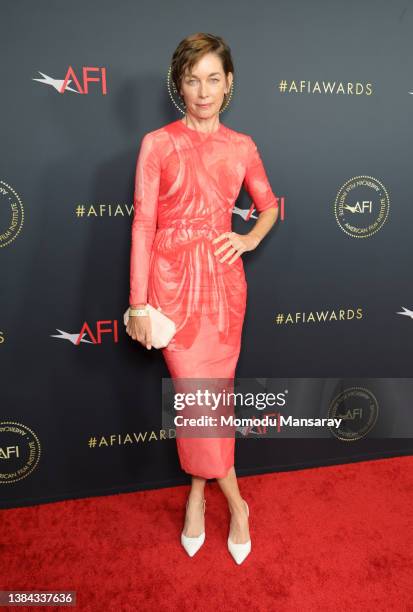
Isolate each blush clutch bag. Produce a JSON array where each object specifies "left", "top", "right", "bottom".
[{"left": 123, "top": 303, "right": 176, "bottom": 349}]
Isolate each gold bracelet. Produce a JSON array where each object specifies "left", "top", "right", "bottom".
[{"left": 129, "top": 307, "right": 149, "bottom": 317}]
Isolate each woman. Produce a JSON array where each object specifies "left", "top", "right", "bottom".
[{"left": 126, "top": 33, "right": 278, "bottom": 564}]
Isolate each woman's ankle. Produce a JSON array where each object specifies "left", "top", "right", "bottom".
[
  {"left": 188, "top": 492, "right": 205, "bottom": 504},
  {"left": 228, "top": 497, "right": 247, "bottom": 515}
]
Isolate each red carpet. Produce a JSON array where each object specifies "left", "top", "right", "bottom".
[{"left": 1, "top": 456, "right": 412, "bottom": 611}]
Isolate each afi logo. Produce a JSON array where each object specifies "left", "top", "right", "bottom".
[
  {"left": 338, "top": 407, "right": 363, "bottom": 420},
  {"left": 51, "top": 320, "right": 119, "bottom": 345},
  {"left": 343, "top": 201, "right": 373, "bottom": 214},
  {"left": 33, "top": 66, "right": 107, "bottom": 94},
  {"left": 0, "top": 445, "right": 19, "bottom": 459},
  {"left": 77, "top": 320, "right": 118, "bottom": 344}
]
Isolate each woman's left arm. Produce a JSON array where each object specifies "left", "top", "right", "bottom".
[
  {"left": 245, "top": 207, "right": 278, "bottom": 250},
  {"left": 242, "top": 135, "right": 279, "bottom": 248},
  {"left": 213, "top": 136, "right": 278, "bottom": 263}
]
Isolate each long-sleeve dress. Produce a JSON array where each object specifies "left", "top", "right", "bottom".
[{"left": 130, "top": 118, "right": 278, "bottom": 479}]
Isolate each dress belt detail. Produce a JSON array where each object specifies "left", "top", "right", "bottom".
[{"left": 157, "top": 222, "right": 230, "bottom": 231}]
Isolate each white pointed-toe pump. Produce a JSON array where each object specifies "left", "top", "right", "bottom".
[
  {"left": 227, "top": 498, "right": 251, "bottom": 565},
  {"left": 181, "top": 497, "right": 206, "bottom": 557}
]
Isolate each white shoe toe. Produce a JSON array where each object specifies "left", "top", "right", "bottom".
[
  {"left": 227, "top": 537, "right": 251, "bottom": 564},
  {"left": 227, "top": 498, "right": 251, "bottom": 565},
  {"left": 181, "top": 497, "right": 206, "bottom": 557},
  {"left": 181, "top": 531, "right": 205, "bottom": 557}
]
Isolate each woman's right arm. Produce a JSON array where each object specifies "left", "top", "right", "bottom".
[
  {"left": 128, "top": 132, "right": 161, "bottom": 349},
  {"left": 129, "top": 132, "right": 161, "bottom": 306}
]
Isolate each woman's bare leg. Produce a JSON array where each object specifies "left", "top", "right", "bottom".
[
  {"left": 182, "top": 475, "right": 207, "bottom": 537},
  {"left": 216, "top": 466, "right": 250, "bottom": 544}
]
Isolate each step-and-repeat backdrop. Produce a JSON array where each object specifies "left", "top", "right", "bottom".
[{"left": 2, "top": 0, "right": 412, "bottom": 508}]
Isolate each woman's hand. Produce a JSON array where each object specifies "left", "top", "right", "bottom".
[
  {"left": 211, "top": 231, "right": 261, "bottom": 265},
  {"left": 126, "top": 314, "right": 152, "bottom": 350}
]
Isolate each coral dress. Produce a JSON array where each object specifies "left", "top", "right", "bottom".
[{"left": 129, "top": 119, "right": 278, "bottom": 479}]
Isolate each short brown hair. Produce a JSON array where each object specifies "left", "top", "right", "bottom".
[{"left": 170, "top": 32, "right": 234, "bottom": 111}]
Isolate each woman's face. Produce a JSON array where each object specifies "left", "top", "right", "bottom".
[{"left": 179, "top": 52, "right": 232, "bottom": 120}]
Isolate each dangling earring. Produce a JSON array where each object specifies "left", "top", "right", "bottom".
[{"left": 166, "top": 65, "right": 234, "bottom": 115}]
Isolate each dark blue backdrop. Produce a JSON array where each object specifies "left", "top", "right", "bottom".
[{"left": 1, "top": 0, "right": 412, "bottom": 508}]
